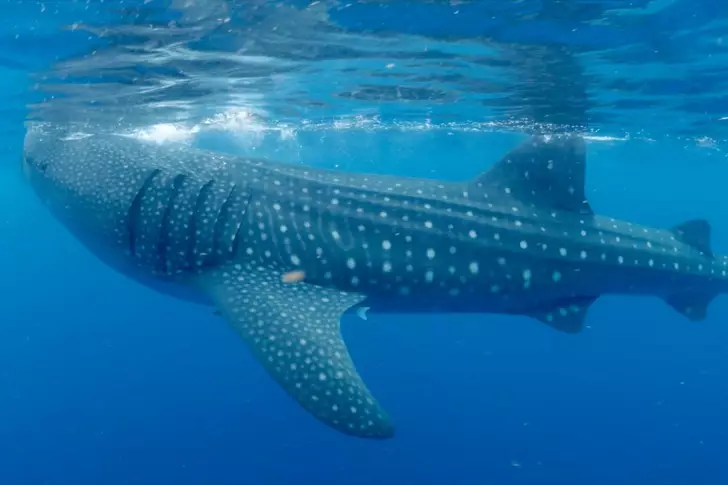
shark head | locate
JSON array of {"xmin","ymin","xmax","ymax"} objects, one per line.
[
  {"xmin": 23, "ymin": 129, "xmax": 139, "ymax": 259},
  {"xmin": 22, "ymin": 128, "xmax": 211, "ymax": 304},
  {"xmin": 22, "ymin": 127, "xmax": 63, "ymax": 205}
]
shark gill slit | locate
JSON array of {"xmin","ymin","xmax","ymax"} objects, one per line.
[
  {"xmin": 212, "ymin": 182, "xmax": 239, "ymax": 262},
  {"xmin": 157, "ymin": 173, "xmax": 188, "ymax": 273},
  {"xmin": 228, "ymin": 210, "xmax": 245, "ymax": 261},
  {"xmin": 226, "ymin": 187, "xmax": 252, "ymax": 261},
  {"xmin": 188, "ymin": 179, "xmax": 215, "ymax": 270},
  {"xmin": 127, "ymin": 168, "xmax": 162, "ymax": 257}
]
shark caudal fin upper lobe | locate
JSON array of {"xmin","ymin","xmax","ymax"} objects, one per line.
[
  {"xmin": 664, "ymin": 219, "xmax": 718, "ymax": 321},
  {"xmin": 672, "ymin": 219, "xmax": 712, "ymax": 258},
  {"xmin": 197, "ymin": 263, "xmax": 395, "ymax": 439}
]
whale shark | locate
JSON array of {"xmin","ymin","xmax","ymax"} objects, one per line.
[{"xmin": 22, "ymin": 126, "xmax": 724, "ymax": 439}]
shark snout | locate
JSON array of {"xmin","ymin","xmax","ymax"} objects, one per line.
[
  {"xmin": 22, "ymin": 128, "xmax": 50, "ymax": 179},
  {"xmin": 21, "ymin": 154, "xmax": 29, "ymax": 180},
  {"xmin": 21, "ymin": 153, "xmax": 48, "ymax": 185}
]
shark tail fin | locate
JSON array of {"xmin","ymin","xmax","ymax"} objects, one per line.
[
  {"xmin": 672, "ymin": 219, "xmax": 713, "ymax": 257},
  {"xmin": 663, "ymin": 219, "xmax": 717, "ymax": 321},
  {"xmin": 664, "ymin": 290, "xmax": 719, "ymax": 322}
]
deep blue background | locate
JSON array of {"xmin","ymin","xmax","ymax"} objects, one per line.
[
  {"xmin": 0, "ymin": 130, "xmax": 726, "ymax": 485},
  {"xmin": 1, "ymin": 0, "xmax": 728, "ymax": 483}
]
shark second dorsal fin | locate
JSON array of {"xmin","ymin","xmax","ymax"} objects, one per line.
[
  {"xmin": 672, "ymin": 219, "xmax": 713, "ymax": 257},
  {"xmin": 197, "ymin": 262, "xmax": 395, "ymax": 439},
  {"xmin": 473, "ymin": 135, "xmax": 593, "ymax": 215}
]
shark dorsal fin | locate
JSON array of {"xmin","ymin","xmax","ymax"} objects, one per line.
[
  {"xmin": 672, "ymin": 219, "xmax": 713, "ymax": 257},
  {"xmin": 473, "ymin": 135, "xmax": 593, "ymax": 215}
]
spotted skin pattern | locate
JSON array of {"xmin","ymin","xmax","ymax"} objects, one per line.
[{"xmin": 23, "ymin": 127, "xmax": 726, "ymax": 438}]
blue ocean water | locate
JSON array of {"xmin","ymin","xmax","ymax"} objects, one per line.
[{"xmin": 1, "ymin": 1, "xmax": 728, "ymax": 484}]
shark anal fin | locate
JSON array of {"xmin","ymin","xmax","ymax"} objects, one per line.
[
  {"xmin": 473, "ymin": 135, "xmax": 593, "ymax": 215},
  {"xmin": 198, "ymin": 263, "xmax": 394, "ymax": 439},
  {"xmin": 665, "ymin": 291, "xmax": 718, "ymax": 321},
  {"xmin": 672, "ymin": 219, "xmax": 713, "ymax": 257},
  {"xmin": 528, "ymin": 296, "xmax": 597, "ymax": 333}
]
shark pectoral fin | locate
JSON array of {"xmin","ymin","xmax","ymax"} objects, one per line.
[
  {"xmin": 473, "ymin": 134, "xmax": 593, "ymax": 215},
  {"xmin": 528, "ymin": 296, "xmax": 597, "ymax": 333},
  {"xmin": 664, "ymin": 291, "xmax": 718, "ymax": 321},
  {"xmin": 672, "ymin": 219, "xmax": 713, "ymax": 257},
  {"xmin": 197, "ymin": 263, "xmax": 395, "ymax": 439}
]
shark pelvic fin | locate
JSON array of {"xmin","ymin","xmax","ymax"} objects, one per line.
[
  {"xmin": 671, "ymin": 219, "xmax": 713, "ymax": 257},
  {"xmin": 473, "ymin": 135, "xmax": 593, "ymax": 215},
  {"xmin": 197, "ymin": 263, "xmax": 395, "ymax": 439},
  {"xmin": 528, "ymin": 296, "xmax": 598, "ymax": 333},
  {"xmin": 664, "ymin": 291, "xmax": 718, "ymax": 322}
]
